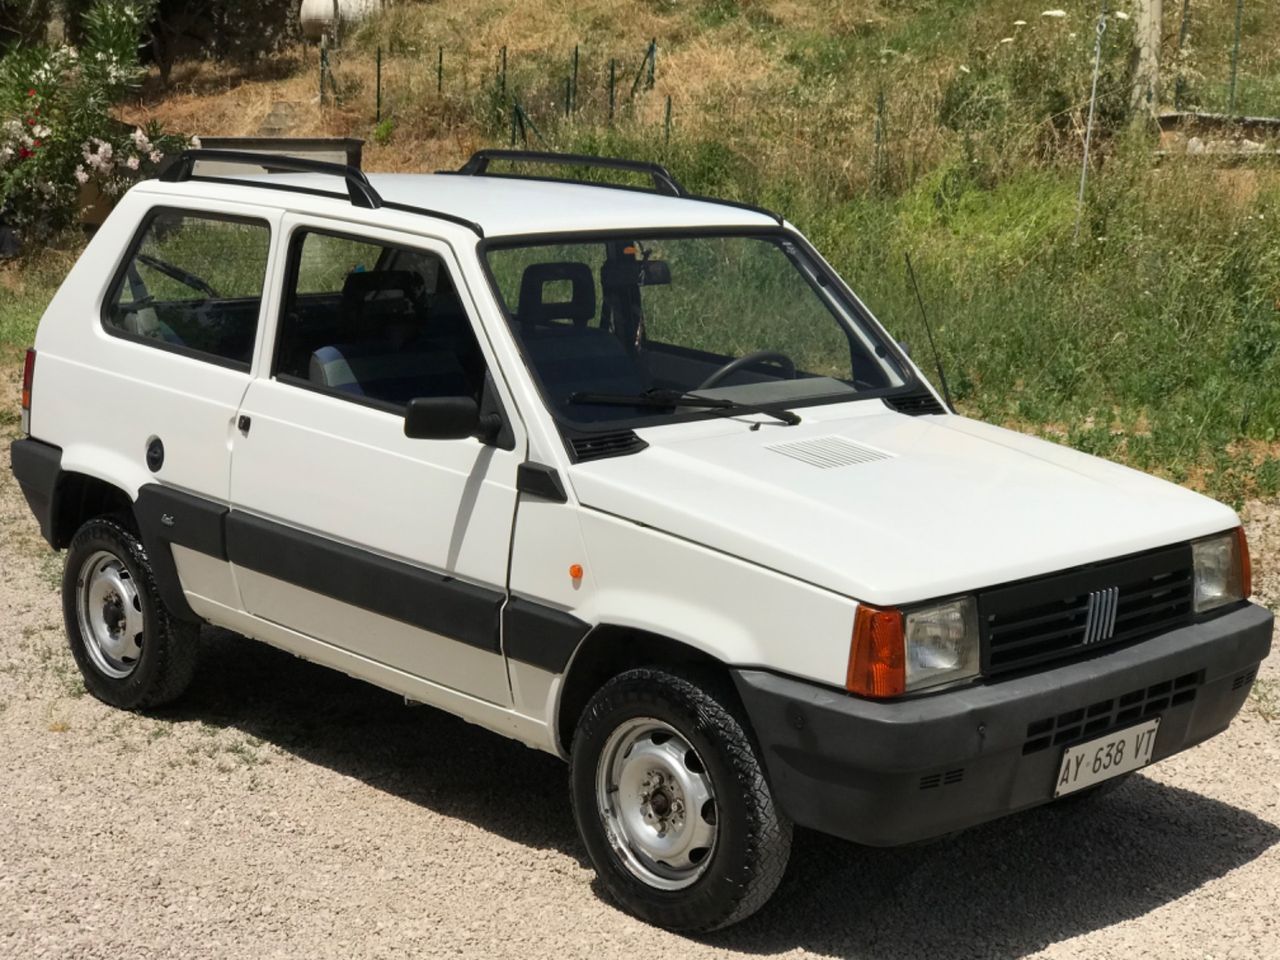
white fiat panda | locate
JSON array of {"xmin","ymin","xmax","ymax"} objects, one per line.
[{"xmin": 10, "ymin": 149, "xmax": 1272, "ymax": 931}]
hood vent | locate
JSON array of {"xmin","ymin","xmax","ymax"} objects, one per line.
[
  {"xmin": 883, "ymin": 390, "xmax": 947, "ymax": 416},
  {"xmin": 767, "ymin": 436, "xmax": 892, "ymax": 469},
  {"xmin": 569, "ymin": 430, "xmax": 649, "ymax": 462}
]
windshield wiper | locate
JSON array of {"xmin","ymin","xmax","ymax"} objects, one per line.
[{"xmin": 568, "ymin": 388, "xmax": 801, "ymax": 426}]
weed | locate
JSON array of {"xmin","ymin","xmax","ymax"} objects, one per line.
[
  {"xmin": 372, "ymin": 116, "xmax": 395, "ymax": 145},
  {"xmin": 1251, "ymin": 678, "xmax": 1278, "ymax": 722},
  {"xmin": 38, "ymin": 551, "xmax": 62, "ymax": 593}
]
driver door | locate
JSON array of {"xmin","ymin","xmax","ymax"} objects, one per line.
[{"xmin": 227, "ymin": 217, "xmax": 524, "ymax": 706}]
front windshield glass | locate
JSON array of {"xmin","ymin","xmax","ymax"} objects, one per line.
[{"xmin": 485, "ymin": 232, "xmax": 907, "ymax": 426}]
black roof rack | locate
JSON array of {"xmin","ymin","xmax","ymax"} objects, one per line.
[
  {"xmin": 156, "ymin": 149, "xmax": 485, "ymax": 236},
  {"xmin": 160, "ymin": 149, "xmax": 383, "ymax": 209},
  {"xmin": 451, "ymin": 149, "xmax": 783, "ymax": 225},
  {"xmin": 454, "ymin": 149, "xmax": 687, "ymax": 197}
]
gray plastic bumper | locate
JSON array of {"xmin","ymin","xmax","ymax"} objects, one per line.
[{"xmin": 733, "ymin": 602, "xmax": 1273, "ymax": 846}]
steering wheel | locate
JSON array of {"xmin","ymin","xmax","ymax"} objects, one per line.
[{"xmin": 697, "ymin": 350, "xmax": 797, "ymax": 390}]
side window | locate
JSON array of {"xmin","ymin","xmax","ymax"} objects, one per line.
[
  {"xmin": 274, "ymin": 229, "xmax": 487, "ymax": 410},
  {"xmin": 104, "ymin": 210, "xmax": 270, "ymax": 367}
]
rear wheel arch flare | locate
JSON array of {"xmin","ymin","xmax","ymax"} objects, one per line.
[{"xmin": 52, "ymin": 472, "xmax": 134, "ymax": 547}]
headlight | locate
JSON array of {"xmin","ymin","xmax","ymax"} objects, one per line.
[
  {"xmin": 904, "ymin": 596, "xmax": 980, "ymax": 691},
  {"xmin": 1192, "ymin": 528, "xmax": 1251, "ymax": 613},
  {"xmin": 847, "ymin": 596, "xmax": 979, "ymax": 698}
]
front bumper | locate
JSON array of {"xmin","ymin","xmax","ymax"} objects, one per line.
[{"xmin": 733, "ymin": 602, "xmax": 1273, "ymax": 847}]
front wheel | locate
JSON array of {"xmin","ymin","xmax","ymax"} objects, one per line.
[
  {"xmin": 569, "ymin": 667, "xmax": 792, "ymax": 931},
  {"xmin": 62, "ymin": 516, "xmax": 198, "ymax": 710}
]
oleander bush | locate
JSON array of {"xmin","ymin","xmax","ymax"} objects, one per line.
[{"xmin": 0, "ymin": 0, "xmax": 192, "ymax": 247}]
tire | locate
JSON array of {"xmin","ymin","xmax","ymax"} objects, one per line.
[
  {"xmin": 569, "ymin": 667, "xmax": 792, "ymax": 932},
  {"xmin": 61, "ymin": 516, "xmax": 198, "ymax": 710}
]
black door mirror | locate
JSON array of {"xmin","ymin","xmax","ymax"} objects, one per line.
[{"xmin": 404, "ymin": 397, "xmax": 501, "ymax": 441}]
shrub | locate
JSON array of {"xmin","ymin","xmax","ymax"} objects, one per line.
[{"xmin": 0, "ymin": 0, "xmax": 192, "ymax": 249}]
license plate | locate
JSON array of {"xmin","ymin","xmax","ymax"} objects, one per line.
[{"xmin": 1053, "ymin": 717, "xmax": 1160, "ymax": 798}]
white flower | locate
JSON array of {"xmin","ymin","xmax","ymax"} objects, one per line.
[
  {"xmin": 131, "ymin": 127, "xmax": 150, "ymax": 150},
  {"xmin": 32, "ymin": 124, "xmax": 50, "ymax": 139},
  {"xmin": 74, "ymin": 165, "xmax": 89, "ymax": 184},
  {"xmin": 126, "ymin": 156, "xmax": 140, "ymax": 171},
  {"xmin": 149, "ymin": 150, "xmax": 162, "ymax": 164},
  {"xmin": 1042, "ymin": 9, "xmax": 1067, "ymax": 17},
  {"xmin": 189, "ymin": 136, "xmax": 202, "ymax": 149}
]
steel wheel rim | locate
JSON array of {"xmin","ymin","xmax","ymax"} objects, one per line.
[
  {"xmin": 75, "ymin": 550, "xmax": 144, "ymax": 679},
  {"xmin": 596, "ymin": 717, "xmax": 719, "ymax": 891}
]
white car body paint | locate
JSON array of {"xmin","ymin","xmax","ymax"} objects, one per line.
[{"xmin": 20, "ymin": 171, "xmax": 1241, "ymax": 759}]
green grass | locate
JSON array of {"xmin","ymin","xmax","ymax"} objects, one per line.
[
  {"xmin": 0, "ymin": 250, "xmax": 69, "ymax": 351},
  {"xmin": 5, "ymin": 0, "xmax": 1280, "ymax": 505}
]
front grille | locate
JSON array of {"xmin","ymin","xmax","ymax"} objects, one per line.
[
  {"xmin": 981, "ymin": 543, "xmax": 1195, "ymax": 677},
  {"xmin": 1023, "ymin": 670, "xmax": 1202, "ymax": 755},
  {"xmin": 568, "ymin": 430, "xmax": 648, "ymax": 462}
]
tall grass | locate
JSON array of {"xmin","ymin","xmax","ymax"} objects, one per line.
[{"xmin": 7, "ymin": 0, "xmax": 1280, "ymax": 505}]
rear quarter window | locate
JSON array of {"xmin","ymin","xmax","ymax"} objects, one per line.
[{"xmin": 103, "ymin": 209, "xmax": 271, "ymax": 369}]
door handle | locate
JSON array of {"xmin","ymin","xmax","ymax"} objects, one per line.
[{"xmin": 237, "ymin": 415, "xmax": 252, "ymax": 437}]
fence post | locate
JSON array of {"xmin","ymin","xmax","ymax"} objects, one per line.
[
  {"xmin": 572, "ymin": 45, "xmax": 579, "ymax": 113},
  {"xmin": 1132, "ymin": 0, "xmax": 1162, "ymax": 117},
  {"xmin": 873, "ymin": 88, "xmax": 887, "ymax": 195},
  {"xmin": 564, "ymin": 77, "xmax": 571, "ymax": 118},
  {"xmin": 647, "ymin": 38, "xmax": 656, "ymax": 90},
  {"xmin": 320, "ymin": 36, "xmax": 328, "ymax": 106},
  {"xmin": 664, "ymin": 94, "xmax": 672, "ymax": 146},
  {"xmin": 437, "ymin": 45, "xmax": 443, "ymax": 94},
  {"xmin": 500, "ymin": 45, "xmax": 508, "ymax": 101},
  {"xmin": 1228, "ymin": 0, "xmax": 1244, "ymax": 115},
  {"xmin": 608, "ymin": 59, "xmax": 617, "ymax": 124},
  {"xmin": 1173, "ymin": 0, "xmax": 1191, "ymax": 110},
  {"xmin": 375, "ymin": 46, "xmax": 382, "ymax": 123},
  {"xmin": 1076, "ymin": 2, "xmax": 1110, "ymax": 242}
]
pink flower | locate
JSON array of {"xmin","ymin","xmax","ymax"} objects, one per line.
[
  {"xmin": 126, "ymin": 155, "xmax": 140, "ymax": 171},
  {"xmin": 149, "ymin": 150, "xmax": 162, "ymax": 164},
  {"xmin": 74, "ymin": 166, "xmax": 89, "ymax": 184}
]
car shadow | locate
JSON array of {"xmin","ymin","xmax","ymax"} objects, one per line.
[{"xmin": 171, "ymin": 629, "xmax": 1279, "ymax": 958}]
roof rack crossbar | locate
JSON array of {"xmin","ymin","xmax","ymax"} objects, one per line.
[
  {"xmin": 456, "ymin": 149, "xmax": 687, "ymax": 198},
  {"xmin": 159, "ymin": 149, "xmax": 383, "ymax": 210}
]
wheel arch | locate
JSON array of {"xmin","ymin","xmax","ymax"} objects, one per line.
[
  {"xmin": 50, "ymin": 471, "xmax": 135, "ymax": 548},
  {"xmin": 555, "ymin": 624, "xmax": 737, "ymax": 756}
]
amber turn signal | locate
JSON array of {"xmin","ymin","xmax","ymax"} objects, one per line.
[
  {"xmin": 569, "ymin": 563, "xmax": 584, "ymax": 580},
  {"xmin": 1237, "ymin": 526, "xmax": 1252, "ymax": 600},
  {"xmin": 21, "ymin": 348, "xmax": 35, "ymax": 412},
  {"xmin": 847, "ymin": 603, "xmax": 905, "ymax": 698}
]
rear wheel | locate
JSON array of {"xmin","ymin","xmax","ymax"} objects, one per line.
[
  {"xmin": 62, "ymin": 516, "xmax": 198, "ymax": 710},
  {"xmin": 570, "ymin": 667, "xmax": 791, "ymax": 932}
]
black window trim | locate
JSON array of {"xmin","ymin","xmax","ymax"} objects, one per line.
[
  {"xmin": 100, "ymin": 205, "xmax": 273, "ymax": 373},
  {"xmin": 269, "ymin": 222, "xmax": 494, "ymax": 421},
  {"xmin": 475, "ymin": 224, "xmax": 929, "ymax": 436}
]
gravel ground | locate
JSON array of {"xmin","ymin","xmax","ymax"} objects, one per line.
[{"xmin": 1, "ymin": 423, "xmax": 1277, "ymax": 959}]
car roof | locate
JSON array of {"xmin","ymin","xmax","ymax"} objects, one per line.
[{"xmin": 133, "ymin": 171, "xmax": 781, "ymax": 239}]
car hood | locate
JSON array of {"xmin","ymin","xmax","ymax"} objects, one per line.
[{"xmin": 566, "ymin": 406, "xmax": 1238, "ymax": 605}]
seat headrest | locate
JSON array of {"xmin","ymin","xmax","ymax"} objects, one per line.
[
  {"xmin": 517, "ymin": 262, "xmax": 596, "ymax": 328},
  {"xmin": 342, "ymin": 269, "xmax": 425, "ymax": 315}
]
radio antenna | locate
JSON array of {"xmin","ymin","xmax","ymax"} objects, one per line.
[{"xmin": 904, "ymin": 252, "xmax": 954, "ymax": 412}]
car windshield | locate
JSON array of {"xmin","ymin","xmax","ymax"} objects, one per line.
[{"xmin": 485, "ymin": 232, "xmax": 908, "ymax": 427}]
